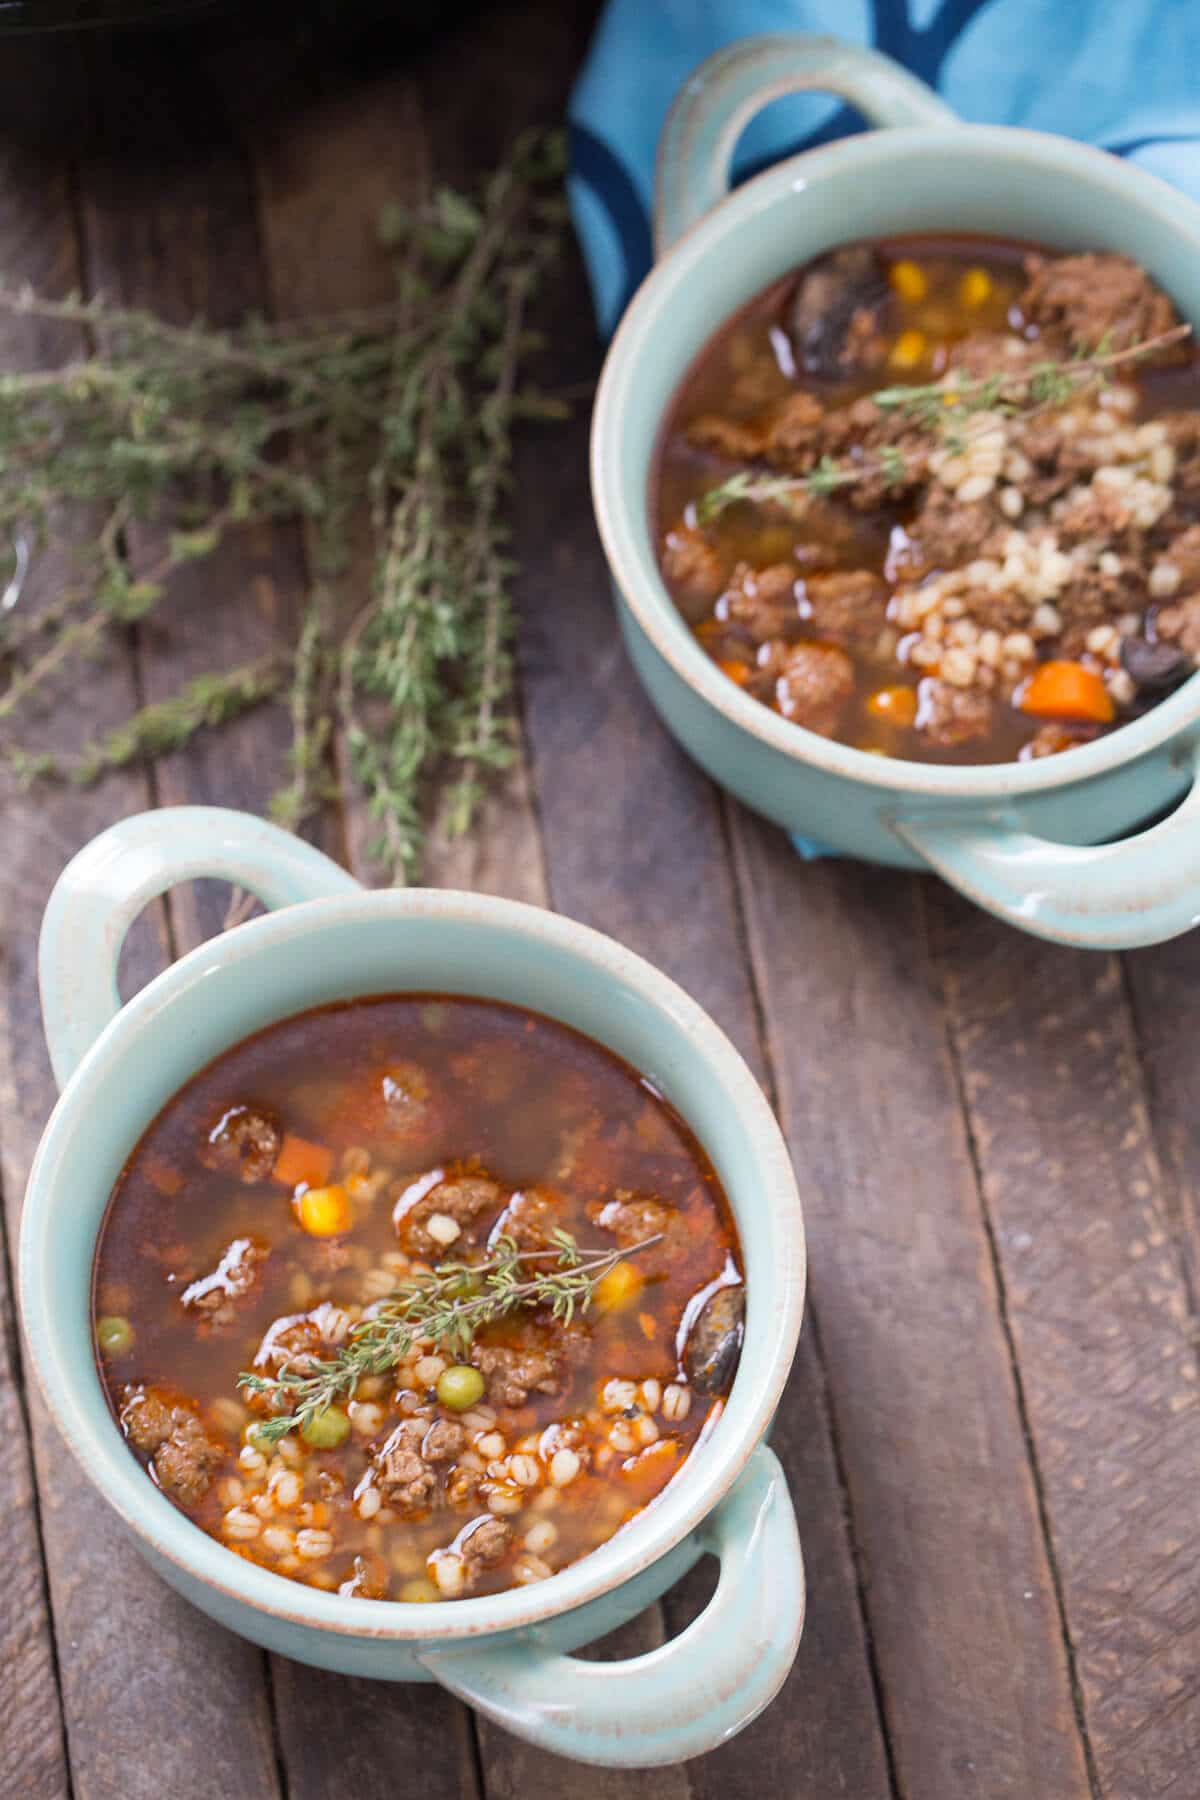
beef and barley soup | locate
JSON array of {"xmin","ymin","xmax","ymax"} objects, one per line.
[
  {"xmin": 93, "ymin": 997, "xmax": 743, "ymax": 1603},
  {"xmin": 655, "ymin": 236, "xmax": 1200, "ymax": 761}
]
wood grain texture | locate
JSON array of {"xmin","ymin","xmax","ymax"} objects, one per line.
[
  {"xmin": 927, "ymin": 892, "xmax": 1200, "ymax": 1798},
  {"xmin": 251, "ymin": 38, "xmax": 684, "ymax": 1798},
  {"xmin": 729, "ymin": 841, "xmax": 1093, "ymax": 1799},
  {"xmin": 75, "ymin": 88, "xmax": 490, "ymax": 1800},
  {"xmin": 0, "ymin": 175, "xmax": 77, "ymax": 1772},
  {"xmin": 0, "ymin": 144, "xmax": 281, "ymax": 1800},
  {"xmin": 508, "ymin": 215, "xmax": 894, "ymax": 1796},
  {"xmin": 0, "ymin": 1155, "xmax": 66, "ymax": 1800},
  {"xmin": 1124, "ymin": 937, "xmax": 1200, "ymax": 1301}
]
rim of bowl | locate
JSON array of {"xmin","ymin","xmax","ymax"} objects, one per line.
[
  {"xmin": 591, "ymin": 122, "xmax": 1200, "ymax": 801},
  {"xmin": 19, "ymin": 886, "xmax": 805, "ymax": 1642}
]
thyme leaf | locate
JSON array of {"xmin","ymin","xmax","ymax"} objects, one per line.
[
  {"xmin": 237, "ymin": 1228, "xmax": 661, "ymax": 1443},
  {"xmin": 696, "ymin": 323, "xmax": 1192, "ymax": 523},
  {"xmin": 0, "ymin": 130, "xmax": 568, "ymax": 882}
]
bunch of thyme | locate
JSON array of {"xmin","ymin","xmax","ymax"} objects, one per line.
[
  {"xmin": 0, "ymin": 130, "xmax": 568, "ymax": 881},
  {"xmin": 696, "ymin": 323, "xmax": 1192, "ymax": 523},
  {"xmin": 239, "ymin": 1228, "xmax": 661, "ymax": 1442}
]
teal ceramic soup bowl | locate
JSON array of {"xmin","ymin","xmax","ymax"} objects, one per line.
[
  {"xmin": 591, "ymin": 34, "xmax": 1200, "ymax": 950},
  {"xmin": 19, "ymin": 806, "xmax": 805, "ymax": 1768}
]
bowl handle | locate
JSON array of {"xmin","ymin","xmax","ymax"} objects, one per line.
[
  {"xmin": 654, "ymin": 34, "xmax": 958, "ymax": 255},
  {"xmin": 894, "ymin": 742, "xmax": 1200, "ymax": 948},
  {"xmin": 39, "ymin": 805, "xmax": 360, "ymax": 1089},
  {"xmin": 418, "ymin": 1442, "xmax": 804, "ymax": 1768}
]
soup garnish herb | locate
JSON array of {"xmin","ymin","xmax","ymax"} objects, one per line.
[
  {"xmin": 92, "ymin": 995, "xmax": 743, "ymax": 1603},
  {"xmin": 239, "ymin": 1227, "xmax": 663, "ymax": 1443},
  {"xmin": 654, "ymin": 238, "xmax": 1200, "ymax": 764},
  {"xmin": 696, "ymin": 323, "xmax": 1192, "ymax": 521}
]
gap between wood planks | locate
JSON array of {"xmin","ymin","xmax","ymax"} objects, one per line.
[
  {"xmin": 715, "ymin": 794, "xmax": 904, "ymax": 1800},
  {"xmin": 0, "ymin": 133, "xmax": 285, "ymax": 1799},
  {"xmin": 915, "ymin": 877, "xmax": 1102, "ymax": 1800},
  {"xmin": 246, "ymin": 45, "xmax": 682, "ymax": 1800},
  {"xmin": 921, "ymin": 889, "xmax": 1200, "ymax": 1796}
]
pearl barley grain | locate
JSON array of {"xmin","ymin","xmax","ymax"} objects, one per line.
[
  {"xmin": 433, "ymin": 1555, "xmax": 465, "ymax": 1598},
  {"xmin": 550, "ymin": 1448, "xmax": 581, "ymax": 1487},
  {"xmin": 297, "ymin": 1529, "xmax": 334, "ymax": 1561},
  {"xmin": 222, "ymin": 1507, "xmax": 260, "ymax": 1542},
  {"xmin": 663, "ymin": 1384, "xmax": 691, "ymax": 1422}
]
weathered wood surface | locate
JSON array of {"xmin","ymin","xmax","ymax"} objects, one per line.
[
  {"xmin": 1, "ymin": 3, "xmax": 1199, "ymax": 1797},
  {"xmin": 0, "ymin": 140, "xmax": 281, "ymax": 1800},
  {"xmin": 926, "ymin": 897, "xmax": 1200, "ymax": 1797},
  {"xmin": 250, "ymin": 25, "xmax": 692, "ymax": 1800},
  {"xmin": 731, "ymin": 839, "xmax": 1093, "ymax": 1798}
]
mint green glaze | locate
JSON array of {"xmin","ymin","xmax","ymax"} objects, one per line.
[
  {"xmin": 21, "ymin": 807, "xmax": 805, "ymax": 1767},
  {"xmin": 593, "ymin": 34, "xmax": 1200, "ymax": 948}
]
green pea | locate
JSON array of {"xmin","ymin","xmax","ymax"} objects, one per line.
[
  {"xmin": 300, "ymin": 1405, "xmax": 350, "ymax": 1449},
  {"xmin": 399, "ymin": 1577, "xmax": 439, "ymax": 1603},
  {"xmin": 96, "ymin": 1315, "xmax": 133, "ymax": 1355},
  {"xmin": 436, "ymin": 1364, "xmax": 485, "ymax": 1411}
]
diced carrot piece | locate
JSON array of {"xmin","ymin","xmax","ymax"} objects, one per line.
[
  {"xmin": 717, "ymin": 658, "xmax": 751, "ymax": 687},
  {"xmin": 272, "ymin": 1133, "xmax": 333, "ymax": 1192},
  {"xmin": 1020, "ymin": 660, "xmax": 1115, "ymax": 724},
  {"xmin": 295, "ymin": 1184, "xmax": 351, "ymax": 1237},
  {"xmin": 865, "ymin": 684, "xmax": 918, "ymax": 726}
]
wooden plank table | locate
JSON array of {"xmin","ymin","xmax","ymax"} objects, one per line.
[{"xmin": 1, "ymin": 7, "xmax": 1197, "ymax": 1796}]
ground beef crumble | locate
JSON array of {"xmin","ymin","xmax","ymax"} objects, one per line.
[
  {"xmin": 1020, "ymin": 252, "xmax": 1177, "ymax": 353},
  {"xmin": 803, "ymin": 569, "xmax": 889, "ymax": 642},
  {"xmin": 661, "ymin": 246, "xmax": 1200, "ymax": 757},
  {"xmin": 915, "ymin": 678, "xmax": 994, "ymax": 749},
  {"xmin": 772, "ymin": 640, "xmax": 856, "ymax": 734},
  {"xmin": 372, "ymin": 1419, "xmax": 440, "ymax": 1513},
  {"xmin": 200, "ymin": 1105, "xmax": 281, "ymax": 1183},
  {"xmin": 458, "ymin": 1515, "xmax": 513, "ymax": 1584},
  {"xmin": 470, "ymin": 1344, "xmax": 565, "ymax": 1408},
  {"xmin": 180, "ymin": 1235, "xmax": 269, "ymax": 1317},
  {"xmin": 393, "ymin": 1168, "xmax": 502, "ymax": 1256},
  {"xmin": 120, "ymin": 1385, "xmax": 223, "ymax": 1508}
]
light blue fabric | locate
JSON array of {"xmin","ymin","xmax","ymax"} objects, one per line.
[{"xmin": 568, "ymin": 1, "xmax": 1200, "ymax": 857}]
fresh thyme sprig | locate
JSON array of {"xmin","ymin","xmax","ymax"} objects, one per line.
[
  {"xmin": 0, "ymin": 130, "xmax": 568, "ymax": 881},
  {"xmin": 695, "ymin": 323, "xmax": 1192, "ymax": 523},
  {"xmin": 237, "ymin": 1228, "xmax": 662, "ymax": 1443}
]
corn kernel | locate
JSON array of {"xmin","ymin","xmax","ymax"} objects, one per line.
[
  {"xmin": 889, "ymin": 259, "xmax": 928, "ymax": 302},
  {"xmin": 959, "ymin": 267, "xmax": 992, "ymax": 309},
  {"xmin": 594, "ymin": 1260, "xmax": 644, "ymax": 1313},
  {"xmin": 888, "ymin": 329, "xmax": 927, "ymax": 371},
  {"xmin": 295, "ymin": 1183, "xmax": 351, "ymax": 1237},
  {"xmin": 865, "ymin": 685, "xmax": 918, "ymax": 727}
]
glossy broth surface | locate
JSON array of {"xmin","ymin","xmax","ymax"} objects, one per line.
[
  {"xmin": 654, "ymin": 234, "xmax": 1200, "ymax": 763},
  {"xmin": 93, "ymin": 995, "xmax": 742, "ymax": 1603}
]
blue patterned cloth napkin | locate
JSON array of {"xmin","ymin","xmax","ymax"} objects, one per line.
[{"xmin": 568, "ymin": 0, "xmax": 1200, "ymax": 856}]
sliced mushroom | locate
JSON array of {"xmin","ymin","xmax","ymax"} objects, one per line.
[
  {"xmin": 682, "ymin": 1283, "xmax": 745, "ymax": 1395},
  {"xmin": 786, "ymin": 247, "xmax": 891, "ymax": 381},
  {"xmin": 1121, "ymin": 634, "xmax": 1190, "ymax": 692}
]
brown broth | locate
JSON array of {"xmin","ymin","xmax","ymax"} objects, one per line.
[
  {"xmin": 93, "ymin": 995, "xmax": 741, "ymax": 1602},
  {"xmin": 652, "ymin": 234, "xmax": 1200, "ymax": 764}
]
